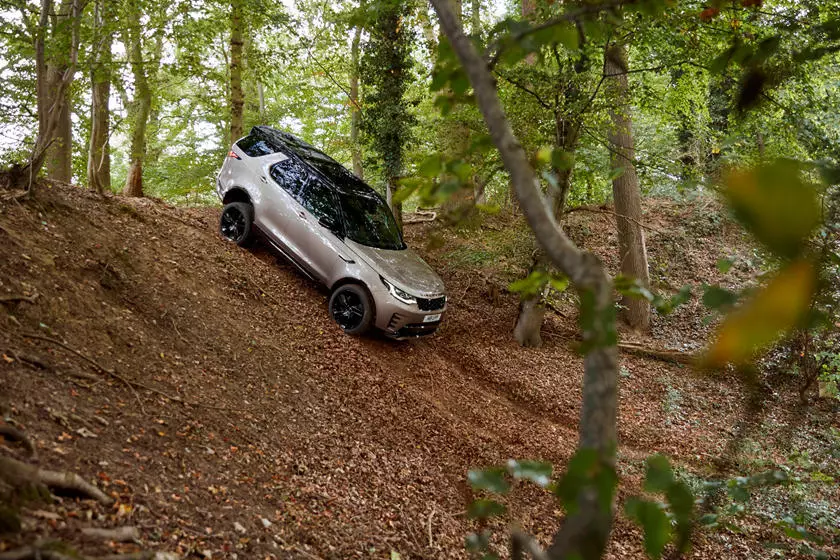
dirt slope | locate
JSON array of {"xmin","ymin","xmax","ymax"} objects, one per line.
[{"xmin": 0, "ymin": 184, "xmax": 836, "ymax": 559}]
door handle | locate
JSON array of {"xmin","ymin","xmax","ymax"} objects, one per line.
[
  {"xmin": 298, "ymin": 211, "xmax": 306, "ymax": 219},
  {"xmin": 260, "ymin": 176, "xmax": 268, "ymax": 183}
]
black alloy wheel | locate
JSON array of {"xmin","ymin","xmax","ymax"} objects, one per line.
[
  {"xmin": 329, "ymin": 284, "xmax": 373, "ymax": 335},
  {"xmin": 219, "ymin": 202, "xmax": 253, "ymax": 246}
]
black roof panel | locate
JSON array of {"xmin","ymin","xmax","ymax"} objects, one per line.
[{"xmin": 251, "ymin": 126, "xmax": 380, "ymax": 199}]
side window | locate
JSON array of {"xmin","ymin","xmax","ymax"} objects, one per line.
[
  {"xmin": 270, "ymin": 158, "xmax": 310, "ymax": 198},
  {"xmin": 299, "ymin": 177, "xmax": 340, "ymax": 224},
  {"xmin": 236, "ymin": 135, "xmax": 277, "ymax": 157}
]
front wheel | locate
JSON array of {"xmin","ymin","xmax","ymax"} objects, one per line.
[
  {"xmin": 329, "ymin": 284, "xmax": 373, "ymax": 335},
  {"xmin": 219, "ymin": 202, "xmax": 253, "ymax": 246}
]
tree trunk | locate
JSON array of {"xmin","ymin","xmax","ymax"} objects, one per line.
[
  {"xmin": 605, "ymin": 43, "xmax": 650, "ymax": 331},
  {"xmin": 229, "ymin": 0, "xmax": 244, "ymax": 145},
  {"xmin": 43, "ymin": 0, "xmax": 75, "ymax": 183},
  {"xmin": 350, "ymin": 20, "xmax": 364, "ymax": 179},
  {"xmin": 87, "ymin": 0, "xmax": 112, "ymax": 193},
  {"xmin": 430, "ymin": 4, "xmax": 618, "ymax": 558},
  {"xmin": 257, "ymin": 81, "xmax": 266, "ymax": 121},
  {"xmin": 470, "ymin": 0, "xmax": 481, "ymax": 35},
  {"xmin": 15, "ymin": 0, "xmax": 82, "ymax": 190},
  {"xmin": 122, "ymin": 0, "xmax": 152, "ymax": 198},
  {"xmin": 387, "ymin": 177, "xmax": 402, "ymax": 230}
]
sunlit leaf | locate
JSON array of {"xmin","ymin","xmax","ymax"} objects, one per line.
[
  {"xmin": 723, "ymin": 161, "xmax": 820, "ymax": 258},
  {"xmin": 507, "ymin": 459, "xmax": 552, "ymax": 487},
  {"xmin": 704, "ymin": 259, "xmax": 818, "ymax": 367},
  {"xmin": 468, "ymin": 467, "xmax": 510, "ymax": 494}
]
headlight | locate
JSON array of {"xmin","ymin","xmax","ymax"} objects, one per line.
[{"xmin": 380, "ymin": 276, "xmax": 417, "ymax": 305}]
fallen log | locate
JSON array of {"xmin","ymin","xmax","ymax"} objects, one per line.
[{"xmin": 617, "ymin": 342, "xmax": 696, "ymax": 365}]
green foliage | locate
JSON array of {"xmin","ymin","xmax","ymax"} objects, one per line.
[
  {"xmin": 508, "ymin": 270, "xmax": 568, "ymax": 300},
  {"xmin": 360, "ymin": 0, "xmax": 416, "ymax": 187}
]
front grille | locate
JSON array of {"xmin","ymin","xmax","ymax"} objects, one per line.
[
  {"xmin": 396, "ymin": 322, "xmax": 440, "ymax": 338},
  {"xmin": 417, "ymin": 296, "xmax": 446, "ymax": 311}
]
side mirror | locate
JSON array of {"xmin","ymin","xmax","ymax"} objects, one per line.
[{"xmin": 318, "ymin": 215, "xmax": 340, "ymax": 233}]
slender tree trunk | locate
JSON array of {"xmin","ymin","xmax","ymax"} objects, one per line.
[
  {"xmin": 87, "ymin": 0, "xmax": 112, "ymax": 193},
  {"xmin": 123, "ymin": 0, "xmax": 151, "ymax": 198},
  {"xmin": 605, "ymin": 43, "xmax": 650, "ymax": 331},
  {"xmin": 470, "ymin": 0, "xmax": 480, "ymax": 34},
  {"xmin": 16, "ymin": 0, "xmax": 81, "ymax": 190},
  {"xmin": 431, "ymin": 4, "xmax": 618, "ymax": 558},
  {"xmin": 44, "ymin": 0, "xmax": 75, "ymax": 183},
  {"xmin": 229, "ymin": 0, "xmax": 244, "ymax": 145},
  {"xmin": 257, "ymin": 81, "xmax": 266, "ymax": 121},
  {"xmin": 349, "ymin": 20, "xmax": 364, "ymax": 179}
]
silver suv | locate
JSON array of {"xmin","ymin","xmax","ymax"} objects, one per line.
[{"xmin": 216, "ymin": 126, "xmax": 447, "ymax": 337}]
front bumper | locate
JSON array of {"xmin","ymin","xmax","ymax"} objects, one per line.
[{"xmin": 373, "ymin": 292, "xmax": 447, "ymax": 338}]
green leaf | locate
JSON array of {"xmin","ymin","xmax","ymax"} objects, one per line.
[
  {"xmin": 468, "ymin": 467, "xmax": 510, "ymax": 494},
  {"xmin": 644, "ymin": 455, "xmax": 675, "ymax": 493},
  {"xmin": 716, "ymin": 258, "xmax": 734, "ymax": 274},
  {"xmin": 625, "ymin": 498, "xmax": 672, "ymax": 559},
  {"xmin": 418, "ymin": 155, "xmax": 443, "ymax": 177},
  {"xmin": 702, "ymin": 285, "xmax": 739, "ymax": 310},
  {"xmin": 553, "ymin": 448, "xmax": 600, "ymax": 512},
  {"xmin": 507, "ymin": 459, "xmax": 553, "ymax": 487},
  {"xmin": 467, "ymin": 499, "xmax": 507, "ymax": 519},
  {"xmin": 549, "ymin": 275, "xmax": 570, "ymax": 293},
  {"xmin": 654, "ymin": 285, "xmax": 692, "ymax": 315},
  {"xmin": 509, "ymin": 270, "xmax": 549, "ymax": 299}
]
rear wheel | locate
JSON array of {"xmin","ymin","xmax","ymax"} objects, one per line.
[
  {"xmin": 219, "ymin": 202, "xmax": 253, "ymax": 246},
  {"xmin": 329, "ymin": 284, "xmax": 373, "ymax": 335}
]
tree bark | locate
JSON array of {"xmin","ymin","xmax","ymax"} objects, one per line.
[
  {"xmin": 43, "ymin": 0, "xmax": 75, "ymax": 183},
  {"xmin": 350, "ymin": 19, "xmax": 364, "ymax": 179},
  {"xmin": 16, "ymin": 0, "xmax": 82, "ymax": 190},
  {"xmin": 605, "ymin": 43, "xmax": 650, "ymax": 331},
  {"xmin": 229, "ymin": 0, "xmax": 244, "ymax": 145},
  {"xmin": 431, "ymin": 3, "xmax": 618, "ymax": 559},
  {"xmin": 470, "ymin": 0, "xmax": 481, "ymax": 35},
  {"xmin": 87, "ymin": 0, "xmax": 112, "ymax": 193},
  {"xmin": 122, "ymin": 0, "xmax": 153, "ymax": 198}
]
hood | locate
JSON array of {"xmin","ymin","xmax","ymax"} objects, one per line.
[{"xmin": 345, "ymin": 239, "xmax": 445, "ymax": 298}]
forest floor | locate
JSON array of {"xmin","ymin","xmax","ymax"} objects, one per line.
[{"xmin": 0, "ymin": 182, "xmax": 837, "ymax": 559}]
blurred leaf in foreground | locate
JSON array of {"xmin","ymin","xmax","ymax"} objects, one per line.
[
  {"xmin": 703, "ymin": 259, "xmax": 818, "ymax": 367},
  {"xmin": 723, "ymin": 161, "xmax": 820, "ymax": 259}
]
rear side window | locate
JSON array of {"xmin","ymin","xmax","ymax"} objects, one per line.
[
  {"xmin": 236, "ymin": 135, "xmax": 278, "ymax": 157},
  {"xmin": 299, "ymin": 177, "xmax": 340, "ymax": 224},
  {"xmin": 270, "ymin": 158, "xmax": 310, "ymax": 198}
]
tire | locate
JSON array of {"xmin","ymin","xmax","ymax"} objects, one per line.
[
  {"xmin": 329, "ymin": 284, "xmax": 373, "ymax": 335},
  {"xmin": 219, "ymin": 202, "xmax": 253, "ymax": 246}
]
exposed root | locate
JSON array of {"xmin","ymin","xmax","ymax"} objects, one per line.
[
  {"xmin": 21, "ymin": 332, "xmax": 237, "ymax": 412},
  {"xmin": 81, "ymin": 526, "xmax": 140, "ymax": 542},
  {"xmin": 0, "ymin": 455, "xmax": 113, "ymax": 505},
  {"xmin": 0, "ymin": 546, "xmax": 78, "ymax": 560},
  {"xmin": 0, "ymin": 293, "xmax": 39, "ymax": 305},
  {"xmin": 0, "ymin": 424, "xmax": 36, "ymax": 458}
]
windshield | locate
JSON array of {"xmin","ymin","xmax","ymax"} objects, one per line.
[{"xmin": 339, "ymin": 191, "xmax": 405, "ymax": 250}]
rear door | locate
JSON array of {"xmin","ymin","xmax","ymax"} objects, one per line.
[
  {"xmin": 292, "ymin": 176, "xmax": 348, "ymax": 282},
  {"xmin": 260, "ymin": 156, "xmax": 310, "ymax": 259}
]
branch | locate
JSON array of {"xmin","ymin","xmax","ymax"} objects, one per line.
[{"xmin": 496, "ymin": 70, "xmax": 553, "ymax": 110}]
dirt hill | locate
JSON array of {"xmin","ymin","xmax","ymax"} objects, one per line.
[{"xmin": 0, "ymin": 183, "xmax": 837, "ymax": 559}]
